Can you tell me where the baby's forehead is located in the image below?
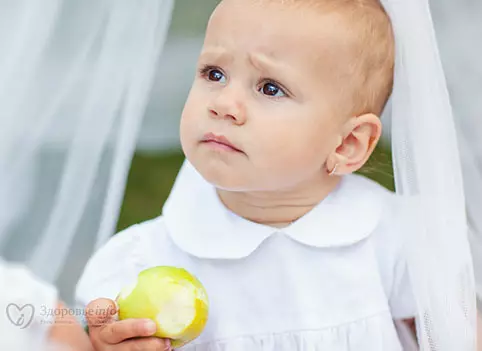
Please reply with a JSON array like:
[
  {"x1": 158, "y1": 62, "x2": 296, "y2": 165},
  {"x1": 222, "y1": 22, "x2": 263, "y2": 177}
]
[
  {"x1": 209, "y1": 0, "x2": 387, "y2": 54},
  {"x1": 213, "y1": 0, "x2": 389, "y2": 39},
  {"x1": 207, "y1": 0, "x2": 356, "y2": 57}
]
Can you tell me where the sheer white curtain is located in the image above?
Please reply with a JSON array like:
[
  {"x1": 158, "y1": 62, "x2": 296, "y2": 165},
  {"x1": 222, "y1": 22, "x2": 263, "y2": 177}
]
[
  {"x1": 430, "y1": 0, "x2": 482, "y2": 308},
  {"x1": 0, "y1": 0, "x2": 174, "y2": 304},
  {"x1": 382, "y1": 0, "x2": 482, "y2": 348}
]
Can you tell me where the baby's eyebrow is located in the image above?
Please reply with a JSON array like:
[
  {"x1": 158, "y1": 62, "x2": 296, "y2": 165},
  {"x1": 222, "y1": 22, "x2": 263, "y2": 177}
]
[
  {"x1": 199, "y1": 47, "x2": 234, "y2": 65},
  {"x1": 199, "y1": 47, "x2": 289, "y2": 74},
  {"x1": 247, "y1": 52, "x2": 288, "y2": 74}
]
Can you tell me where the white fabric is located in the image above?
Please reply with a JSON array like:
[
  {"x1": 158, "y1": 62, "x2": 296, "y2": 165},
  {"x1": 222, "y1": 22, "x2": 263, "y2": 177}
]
[
  {"x1": 381, "y1": 0, "x2": 478, "y2": 349},
  {"x1": 76, "y1": 172, "x2": 417, "y2": 350},
  {"x1": 429, "y1": 0, "x2": 482, "y2": 309},
  {"x1": 0, "y1": 259, "x2": 60, "y2": 351},
  {"x1": 0, "y1": 0, "x2": 174, "y2": 304},
  {"x1": 163, "y1": 162, "x2": 384, "y2": 259}
]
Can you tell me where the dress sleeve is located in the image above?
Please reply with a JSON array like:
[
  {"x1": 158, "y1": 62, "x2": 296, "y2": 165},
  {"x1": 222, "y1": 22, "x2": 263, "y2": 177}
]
[
  {"x1": 0, "y1": 259, "x2": 58, "y2": 350},
  {"x1": 74, "y1": 224, "x2": 145, "y2": 326},
  {"x1": 374, "y1": 193, "x2": 418, "y2": 321},
  {"x1": 389, "y1": 251, "x2": 417, "y2": 320},
  {"x1": 387, "y1": 199, "x2": 418, "y2": 320}
]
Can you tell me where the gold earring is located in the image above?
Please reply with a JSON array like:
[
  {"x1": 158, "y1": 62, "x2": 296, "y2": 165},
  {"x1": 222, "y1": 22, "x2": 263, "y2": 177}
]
[{"x1": 328, "y1": 164, "x2": 338, "y2": 176}]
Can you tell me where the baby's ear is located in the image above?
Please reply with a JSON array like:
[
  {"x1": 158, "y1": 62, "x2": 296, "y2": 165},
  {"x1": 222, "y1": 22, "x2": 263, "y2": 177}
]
[{"x1": 330, "y1": 113, "x2": 382, "y2": 175}]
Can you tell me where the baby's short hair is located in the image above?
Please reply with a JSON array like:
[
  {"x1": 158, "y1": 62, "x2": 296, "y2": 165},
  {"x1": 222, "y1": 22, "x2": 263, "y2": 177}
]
[
  {"x1": 254, "y1": 0, "x2": 396, "y2": 117},
  {"x1": 335, "y1": 0, "x2": 395, "y2": 117}
]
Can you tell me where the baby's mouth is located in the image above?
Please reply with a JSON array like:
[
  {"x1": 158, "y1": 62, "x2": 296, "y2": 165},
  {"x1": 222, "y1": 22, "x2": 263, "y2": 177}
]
[{"x1": 200, "y1": 132, "x2": 244, "y2": 153}]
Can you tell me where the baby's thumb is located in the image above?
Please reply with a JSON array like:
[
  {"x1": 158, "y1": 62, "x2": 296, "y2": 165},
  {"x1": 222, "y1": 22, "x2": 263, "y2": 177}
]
[{"x1": 85, "y1": 298, "x2": 118, "y2": 329}]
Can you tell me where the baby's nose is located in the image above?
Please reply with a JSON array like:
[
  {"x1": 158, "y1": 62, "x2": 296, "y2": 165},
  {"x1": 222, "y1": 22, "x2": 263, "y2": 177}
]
[
  {"x1": 208, "y1": 108, "x2": 238, "y2": 123},
  {"x1": 208, "y1": 93, "x2": 246, "y2": 125}
]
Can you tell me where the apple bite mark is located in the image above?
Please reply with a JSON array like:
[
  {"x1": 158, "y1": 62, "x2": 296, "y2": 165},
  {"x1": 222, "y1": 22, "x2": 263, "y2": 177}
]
[{"x1": 156, "y1": 285, "x2": 196, "y2": 337}]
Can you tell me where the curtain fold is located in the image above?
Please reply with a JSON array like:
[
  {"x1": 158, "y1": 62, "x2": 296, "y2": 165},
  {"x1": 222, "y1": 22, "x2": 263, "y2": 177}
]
[{"x1": 0, "y1": 0, "x2": 174, "y2": 304}]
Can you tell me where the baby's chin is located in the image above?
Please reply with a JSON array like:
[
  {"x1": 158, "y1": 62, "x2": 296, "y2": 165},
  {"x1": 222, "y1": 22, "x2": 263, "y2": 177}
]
[
  {"x1": 196, "y1": 165, "x2": 252, "y2": 192},
  {"x1": 184, "y1": 149, "x2": 291, "y2": 192},
  {"x1": 194, "y1": 164, "x2": 293, "y2": 193},
  {"x1": 186, "y1": 158, "x2": 256, "y2": 192}
]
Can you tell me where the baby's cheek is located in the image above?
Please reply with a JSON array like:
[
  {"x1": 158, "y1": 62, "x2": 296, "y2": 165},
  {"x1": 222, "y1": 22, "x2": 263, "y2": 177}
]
[
  {"x1": 252, "y1": 142, "x2": 322, "y2": 187},
  {"x1": 264, "y1": 130, "x2": 323, "y2": 167}
]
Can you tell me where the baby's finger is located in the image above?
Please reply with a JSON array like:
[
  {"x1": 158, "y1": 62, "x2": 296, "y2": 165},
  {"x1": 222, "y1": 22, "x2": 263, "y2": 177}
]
[
  {"x1": 100, "y1": 318, "x2": 158, "y2": 344},
  {"x1": 85, "y1": 298, "x2": 118, "y2": 328},
  {"x1": 115, "y1": 337, "x2": 171, "y2": 351}
]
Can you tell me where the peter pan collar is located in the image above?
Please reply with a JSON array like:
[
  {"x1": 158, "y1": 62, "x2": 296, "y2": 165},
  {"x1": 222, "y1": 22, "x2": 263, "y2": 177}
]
[{"x1": 162, "y1": 161, "x2": 386, "y2": 259}]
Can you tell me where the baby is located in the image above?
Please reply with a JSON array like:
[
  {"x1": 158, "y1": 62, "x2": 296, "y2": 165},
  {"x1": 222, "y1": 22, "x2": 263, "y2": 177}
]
[{"x1": 76, "y1": 0, "x2": 419, "y2": 349}]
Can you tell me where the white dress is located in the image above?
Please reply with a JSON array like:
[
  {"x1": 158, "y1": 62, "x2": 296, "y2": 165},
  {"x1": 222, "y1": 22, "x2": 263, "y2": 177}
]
[
  {"x1": 0, "y1": 259, "x2": 62, "y2": 351},
  {"x1": 75, "y1": 171, "x2": 417, "y2": 351}
]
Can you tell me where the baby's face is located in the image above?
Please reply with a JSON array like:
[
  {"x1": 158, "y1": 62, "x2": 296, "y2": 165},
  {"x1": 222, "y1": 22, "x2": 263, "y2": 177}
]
[{"x1": 180, "y1": 0, "x2": 355, "y2": 191}]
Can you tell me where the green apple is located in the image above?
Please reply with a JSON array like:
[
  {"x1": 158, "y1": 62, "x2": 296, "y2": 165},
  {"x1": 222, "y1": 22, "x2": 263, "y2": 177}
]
[{"x1": 116, "y1": 266, "x2": 209, "y2": 348}]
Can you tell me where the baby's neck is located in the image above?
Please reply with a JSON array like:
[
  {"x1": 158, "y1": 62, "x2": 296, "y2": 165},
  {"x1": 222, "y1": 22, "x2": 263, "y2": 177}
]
[{"x1": 216, "y1": 175, "x2": 341, "y2": 228}]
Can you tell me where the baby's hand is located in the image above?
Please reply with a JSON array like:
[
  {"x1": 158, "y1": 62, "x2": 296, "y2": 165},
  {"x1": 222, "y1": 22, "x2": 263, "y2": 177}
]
[{"x1": 85, "y1": 298, "x2": 172, "y2": 351}]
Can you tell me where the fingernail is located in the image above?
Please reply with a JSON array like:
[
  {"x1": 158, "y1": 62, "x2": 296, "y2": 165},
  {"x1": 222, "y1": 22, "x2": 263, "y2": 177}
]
[
  {"x1": 111, "y1": 301, "x2": 119, "y2": 321},
  {"x1": 144, "y1": 320, "x2": 157, "y2": 334},
  {"x1": 164, "y1": 339, "x2": 172, "y2": 351}
]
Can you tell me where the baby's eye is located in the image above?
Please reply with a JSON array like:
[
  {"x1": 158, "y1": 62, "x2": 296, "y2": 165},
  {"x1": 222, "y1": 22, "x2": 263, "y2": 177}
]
[
  {"x1": 259, "y1": 82, "x2": 286, "y2": 98},
  {"x1": 206, "y1": 68, "x2": 226, "y2": 84}
]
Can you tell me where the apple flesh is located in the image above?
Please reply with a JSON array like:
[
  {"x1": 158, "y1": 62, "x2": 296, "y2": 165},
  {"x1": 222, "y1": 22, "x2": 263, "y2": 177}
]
[{"x1": 116, "y1": 266, "x2": 209, "y2": 348}]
